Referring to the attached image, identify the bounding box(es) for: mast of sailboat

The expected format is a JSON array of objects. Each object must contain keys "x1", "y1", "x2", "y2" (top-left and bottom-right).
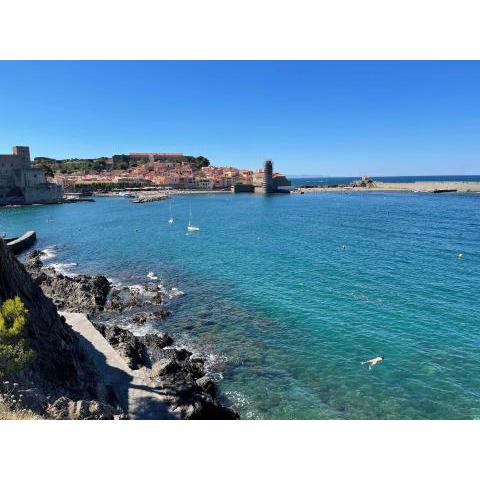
[{"x1": 168, "y1": 194, "x2": 174, "y2": 224}]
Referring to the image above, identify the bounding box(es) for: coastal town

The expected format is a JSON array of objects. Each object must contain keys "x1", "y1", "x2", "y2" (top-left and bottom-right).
[
  {"x1": 34, "y1": 151, "x2": 292, "y2": 194},
  {"x1": 0, "y1": 145, "x2": 295, "y2": 206},
  {"x1": 1, "y1": 144, "x2": 480, "y2": 207}
]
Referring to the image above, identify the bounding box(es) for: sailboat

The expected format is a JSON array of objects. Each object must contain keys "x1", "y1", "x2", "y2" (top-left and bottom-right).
[
  {"x1": 168, "y1": 196, "x2": 174, "y2": 224},
  {"x1": 187, "y1": 204, "x2": 200, "y2": 232}
]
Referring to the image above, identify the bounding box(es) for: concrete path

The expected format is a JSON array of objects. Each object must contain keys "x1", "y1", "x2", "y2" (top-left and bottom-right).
[{"x1": 62, "y1": 312, "x2": 176, "y2": 420}]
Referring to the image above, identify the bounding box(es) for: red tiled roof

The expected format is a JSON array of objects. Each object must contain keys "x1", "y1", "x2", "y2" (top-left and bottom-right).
[{"x1": 128, "y1": 153, "x2": 184, "y2": 157}]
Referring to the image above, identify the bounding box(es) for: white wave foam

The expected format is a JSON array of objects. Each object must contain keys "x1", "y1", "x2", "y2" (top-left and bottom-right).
[
  {"x1": 223, "y1": 391, "x2": 258, "y2": 419},
  {"x1": 147, "y1": 271, "x2": 159, "y2": 280},
  {"x1": 127, "y1": 282, "x2": 184, "y2": 301},
  {"x1": 40, "y1": 246, "x2": 57, "y2": 260},
  {"x1": 49, "y1": 262, "x2": 78, "y2": 277},
  {"x1": 170, "y1": 287, "x2": 184, "y2": 297},
  {"x1": 127, "y1": 284, "x2": 147, "y2": 295}
]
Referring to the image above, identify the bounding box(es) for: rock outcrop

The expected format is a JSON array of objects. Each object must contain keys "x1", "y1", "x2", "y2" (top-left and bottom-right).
[
  {"x1": 92, "y1": 323, "x2": 147, "y2": 370},
  {"x1": 47, "y1": 396, "x2": 125, "y2": 420},
  {"x1": 16, "y1": 246, "x2": 239, "y2": 420},
  {"x1": 93, "y1": 322, "x2": 239, "y2": 419},
  {"x1": 0, "y1": 240, "x2": 123, "y2": 418},
  {"x1": 105, "y1": 285, "x2": 163, "y2": 312},
  {"x1": 25, "y1": 250, "x2": 110, "y2": 313}
]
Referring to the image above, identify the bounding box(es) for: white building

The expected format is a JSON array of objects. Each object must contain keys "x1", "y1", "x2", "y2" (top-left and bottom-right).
[{"x1": 0, "y1": 146, "x2": 63, "y2": 205}]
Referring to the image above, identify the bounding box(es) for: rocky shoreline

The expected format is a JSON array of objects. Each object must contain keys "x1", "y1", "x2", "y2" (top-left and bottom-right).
[{"x1": 4, "y1": 248, "x2": 239, "y2": 419}]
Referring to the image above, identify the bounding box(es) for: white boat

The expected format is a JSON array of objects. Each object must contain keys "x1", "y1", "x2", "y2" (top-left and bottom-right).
[
  {"x1": 187, "y1": 205, "x2": 200, "y2": 232},
  {"x1": 168, "y1": 196, "x2": 174, "y2": 224}
]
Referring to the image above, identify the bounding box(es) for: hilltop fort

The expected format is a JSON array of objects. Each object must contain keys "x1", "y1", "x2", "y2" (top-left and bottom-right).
[{"x1": 0, "y1": 146, "x2": 63, "y2": 206}]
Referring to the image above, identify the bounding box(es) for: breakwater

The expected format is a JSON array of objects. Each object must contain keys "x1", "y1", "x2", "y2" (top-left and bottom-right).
[
  {"x1": 292, "y1": 181, "x2": 480, "y2": 194},
  {"x1": 132, "y1": 192, "x2": 170, "y2": 203},
  {"x1": 4, "y1": 230, "x2": 37, "y2": 254}
]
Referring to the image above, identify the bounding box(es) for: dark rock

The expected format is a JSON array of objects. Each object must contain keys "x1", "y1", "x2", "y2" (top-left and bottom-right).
[
  {"x1": 16, "y1": 388, "x2": 50, "y2": 413},
  {"x1": 187, "y1": 358, "x2": 205, "y2": 379},
  {"x1": 152, "y1": 359, "x2": 180, "y2": 377},
  {"x1": 106, "y1": 289, "x2": 124, "y2": 312},
  {"x1": 46, "y1": 396, "x2": 124, "y2": 420},
  {"x1": 196, "y1": 376, "x2": 217, "y2": 397},
  {"x1": 106, "y1": 287, "x2": 148, "y2": 311},
  {"x1": 154, "y1": 308, "x2": 171, "y2": 319},
  {"x1": 23, "y1": 250, "x2": 112, "y2": 313},
  {"x1": 131, "y1": 310, "x2": 170, "y2": 324},
  {"x1": 142, "y1": 332, "x2": 174, "y2": 350},
  {"x1": 132, "y1": 312, "x2": 150, "y2": 325},
  {"x1": 24, "y1": 249, "x2": 43, "y2": 270},
  {"x1": 92, "y1": 323, "x2": 146, "y2": 370},
  {"x1": 186, "y1": 401, "x2": 240, "y2": 420},
  {"x1": 53, "y1": 298, "x2": 65, "y2": 308},
  {"x1": 175, "y1": 348, "x2": 192, "y2": 362},
  {"x1": 151, "y1": 291, "x2": 162, "y2": 304}
]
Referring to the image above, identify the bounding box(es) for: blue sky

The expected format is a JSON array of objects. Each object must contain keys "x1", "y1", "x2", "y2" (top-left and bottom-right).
[{"x1": 0, "y1": 61, "x2": 478, "y2": 176}]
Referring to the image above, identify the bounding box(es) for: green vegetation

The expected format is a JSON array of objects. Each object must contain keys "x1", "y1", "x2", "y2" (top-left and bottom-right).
[
  {"x1": 34, "y1": 162, "x2": 55, "y2": 178},
  {"x1": 0, "y1": 297, "x2": 35, "y2": 379},
  {"x1": 187, "y1": 155, "x2": 210, "y2": 170},
  {"x1": 34, "y1": 156, "x2": 111, "y2": 175},
  {"x1": 33, "y1": 154, "x2": 210, "y2": 175},
  {"x1": 64, "y1": 181, "x2": 149, "y2": 193}
]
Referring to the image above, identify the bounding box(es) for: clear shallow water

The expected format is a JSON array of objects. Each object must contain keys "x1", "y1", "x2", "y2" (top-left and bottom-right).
[{"x1": 1, "y1": 192, "x2": 480, "y2": 419}]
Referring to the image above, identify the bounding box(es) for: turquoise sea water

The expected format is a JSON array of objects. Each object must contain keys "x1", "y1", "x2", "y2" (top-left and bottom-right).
[{"x1": 1, "y1": 191, "x2": 480, "y2": 419}]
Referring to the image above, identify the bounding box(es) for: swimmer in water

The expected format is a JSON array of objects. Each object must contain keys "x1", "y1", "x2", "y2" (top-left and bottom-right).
[{"x1": 361, "y1": 356, "x2": 384, "y2": 370}]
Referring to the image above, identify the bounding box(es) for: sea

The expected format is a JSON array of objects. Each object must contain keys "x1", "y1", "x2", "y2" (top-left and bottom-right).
[{"x1": 1, "y1": 176, "x2": 480, "y2": 419}]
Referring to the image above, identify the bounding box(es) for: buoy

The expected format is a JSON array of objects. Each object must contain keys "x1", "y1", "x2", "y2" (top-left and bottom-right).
[{"x1": 458, "y1": 253, "x2": 464, "y2": 260}]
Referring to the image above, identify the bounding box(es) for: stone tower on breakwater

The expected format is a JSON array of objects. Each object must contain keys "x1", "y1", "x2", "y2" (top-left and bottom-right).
[
  {"x1": 262, "y1": 159, "x2": 274, "y2": 194},
  {"x1": 244, "y1": 158, "x2": 290, "y2": 194}
]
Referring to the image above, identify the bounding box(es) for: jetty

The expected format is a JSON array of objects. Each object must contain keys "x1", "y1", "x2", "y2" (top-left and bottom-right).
[
  {"x1": 3, "y1": 230, "x2": 37, "y2": 255},
  {"x1": 292, "y1": 181, "x2": 480, "y2": 195},
  {"x1": 63, "y1": 193, "x2": 95, "y2": 203},
  {"x1": 131, "y1": 192, "x2": 170, "y2": 203}
]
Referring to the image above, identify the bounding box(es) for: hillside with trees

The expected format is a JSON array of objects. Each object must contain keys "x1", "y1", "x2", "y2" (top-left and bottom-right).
[{"x1": 33, "y1": 154, "x2": 210, "y2": 175}]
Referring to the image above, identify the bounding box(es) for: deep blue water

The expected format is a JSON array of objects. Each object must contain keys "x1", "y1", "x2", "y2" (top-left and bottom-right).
[
  {"x1": 291, "y1": 175, "x2": 480, "y2": 186},
  {"x1": 1, "y1": 191, "x2": 480, "y2": 419}
]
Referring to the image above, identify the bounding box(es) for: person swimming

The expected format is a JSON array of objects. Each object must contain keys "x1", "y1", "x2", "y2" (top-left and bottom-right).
[{"x1": 361, "y1": 356, "x2": 384, "y2": 370}]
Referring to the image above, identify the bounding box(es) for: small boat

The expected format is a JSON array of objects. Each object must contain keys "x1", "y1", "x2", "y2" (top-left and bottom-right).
[
  {"x1": 187, "y1": 205, "x2": 200, "y2": 232},
  {"x1": 168, "y1": 196, "x2": 174, "y2": 224}
]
